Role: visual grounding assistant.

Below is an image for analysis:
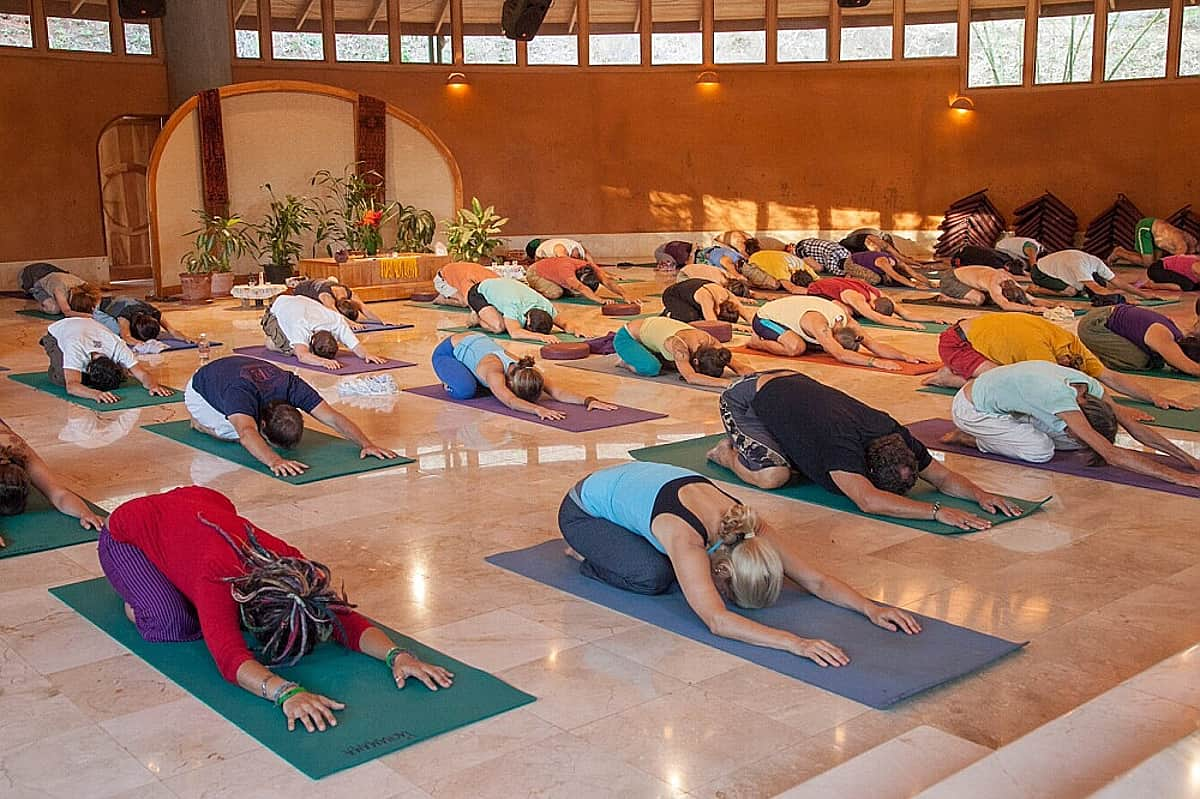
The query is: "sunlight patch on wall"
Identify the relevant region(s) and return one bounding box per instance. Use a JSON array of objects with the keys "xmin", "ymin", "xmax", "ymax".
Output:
[
  {"xmin": 702, "ymin": 195, "xmax": 757, "ymax": 231},
  {"xmin": 766, "ymin": 201, "xmax": 819, "ymax": 231},
  {"xmin": 600, "ymin": 184, "xmax": 634, "ymax": 200},
  {"xmin": 648, "ymin": 191, "xmax": 694, "ymax": 228},
  {"xmin": 892, "ymin": 211, "xmax": 925, "ymax": 230},
  {"xmin": 831, "ymin": 207, "xmax": 881, "ymax": 230}
]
